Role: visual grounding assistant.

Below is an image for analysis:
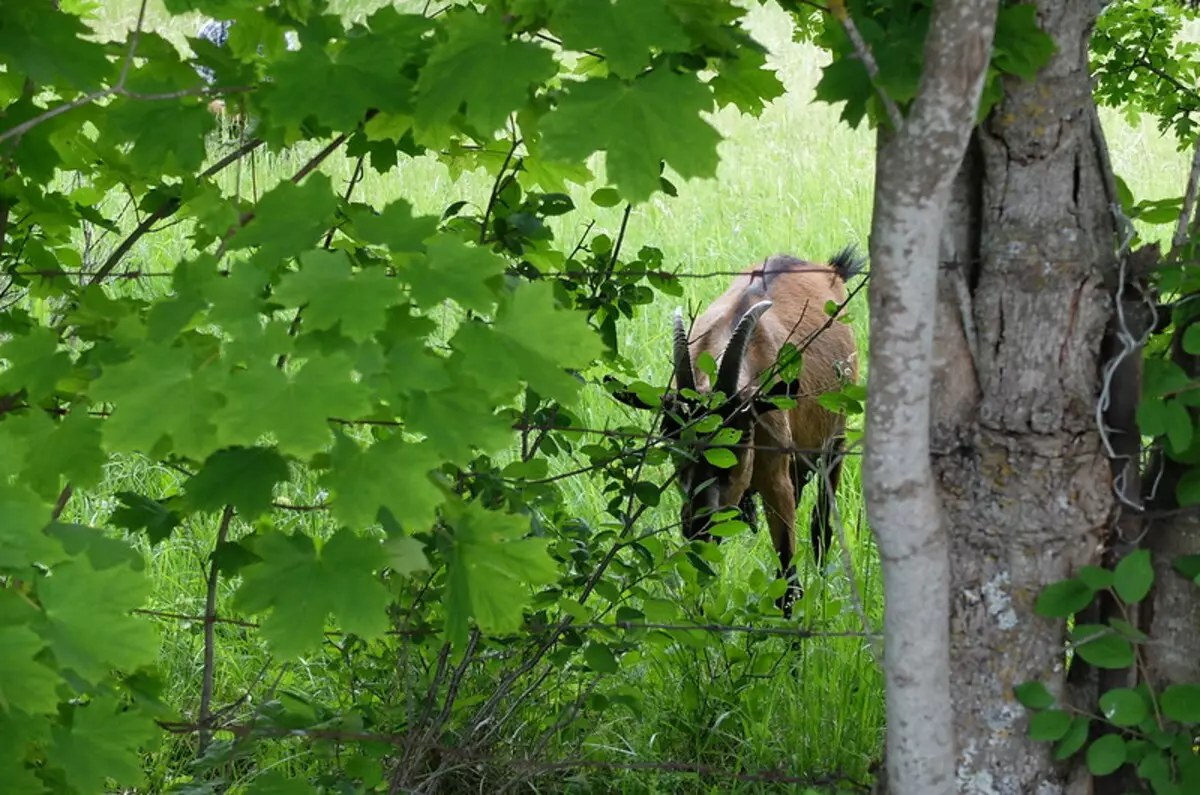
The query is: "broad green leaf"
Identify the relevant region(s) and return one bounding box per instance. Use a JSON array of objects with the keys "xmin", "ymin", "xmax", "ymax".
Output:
[
  {"xmin": 0, "ymin": 4, "xmax": 111, "ymax": 91},
  {"xmin": 214, "ymin": 354, "xmax": 371, "ymax": 459},
  {"xmin": 0, "ymin": 325, "xmax": 72, "ymax": 402},
  {"xmin": 0, "ymin": 626, "xmax": 60, "ymax": 715},
  {"xmin": 710, "ymin": 47, "xmax": 785, "ymax": 115},
  {"xmin": 708, "ymin": 519, "xmax": 749, "ymax": 538},
  {"xmin": 414, "ymin": 8, "xmax": 557, "ymax": 137},
  {"xmin": 1099, "ymin": 688, "xmax": 1148, "ymax": 727},
  {"xmin": 1177, "ymin": 468, "xmax": 1200, "ymax": 507},
  {"xmin": 1113, "ymin": 549, "xmax": 1153, "ymax": 604},
  {"xmin": 452, "ymin": 281, "xmax": 605, "ymax": 403},
  {"xmin": 104, "ymin": 98, "xmax": 216, "ymax": 177},
  {"xmin": 90, "ymin": 342, "xmax": 223, "ymax": 460},
  {"xmin": 1163, "ymin": 399, "xmax": 1194, "ymax": 453},
  {"xmin": 1160, "ymin": 683, "xmax": 1200, "ymax": 723},
  {"xmin": 47, "ymin": 523, "xmax": 144, "ymax": 573},
  {"xmin": 992, "ymin": 2, "xmax": 1058, "ymax": 81},
  {"xmin": 1034, "ymin": 578, "xmax": 1094, "ymax": 617},
  {"xmin": 540, "ymin": 69, "xmax": 721, "ymax": 204},
  {"xmin": 551, "ymin": 0, "xmax": 689, "ymax": 79},
  {"xmin": 245, "ymin": 771, "xmax": 320, "ymax": 795},
  {"xmin": 583, "ymin": 642, "xmax": 620, "ymax": 673},
  {"xmin": 350, "ymin": 199, "xmax": 439, "ymax": 254},
  {"xmin": 1184, "ymin": 323, "xmax": 1200, "ymax": 355},
  {"xmin": 1076, "ymin": 565, "xmax": 1114, "ymax": 591},
  {"xmin": 443, "ymin": 499, "xmax": 559, "ymax": 646},
  {"xmin": 183, "ymin": 446, "xmax": 290, "ymax": 520},
  {"xmin": 703, "ymin": 448, "xmax": 738, "ymax": 469},
  {"xmin": 1029, "ymin": 709, "xmax": 1072, "ymax": 741},
  {"xmin": 234, "ymin": 530, "xmax": 391, "ymax": 658},
  {"xmin": 108, "ymin": 492, "xmax": 181, "ymax": 545},
  {"xmin": 225, "ymin": 174, "xmax": 339, "ymax": 266},
  {"xmin": 320, "ymin": 433, "xmax": 443, "ymax": 531},
  {"xmin": 1085, "ymin": 733, "xmax": 1127, "ymax": 776},
  {"xmin": 50, "ymin": 698, "xmax": 157, "ymax": 794},
  {"xmin": 407, "ymin": 236, "xmax": 506, "ymax": 313},
  {"xmin": 0, "ymin": 483, "xmax": 60, "ymax": 573},
  {"xmin": 383, "ymin": 536, "xmax": 429, "ymax": 576},
  {"xmin": 37, "ymin": 558, "xmax": 158, "ymax": 684},
  {"xmin": 21, "ymin": 408, "xmax": 105, "ymax": 500},
  {"xmin": 1070, "ymin": 625, "xmax": 1135, "ymax": 669},
  {"xmin": 1173, "ymin": 553, "xmax": 1200, "ymax": 580},
  {"xmin": 1013, "ymin": 680, "xmax": 1055, "ymax": 710},
  {"xmin": 404, "ymin": 387, "xmax": 514, "ymax": 463},
  {"xmin": 273, "ymin": 250, "xmax": 398, "ymax": 342},
  {"xmin": 1054, "ymin": 716, "xmax": 1091, "ymax": 760}
]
